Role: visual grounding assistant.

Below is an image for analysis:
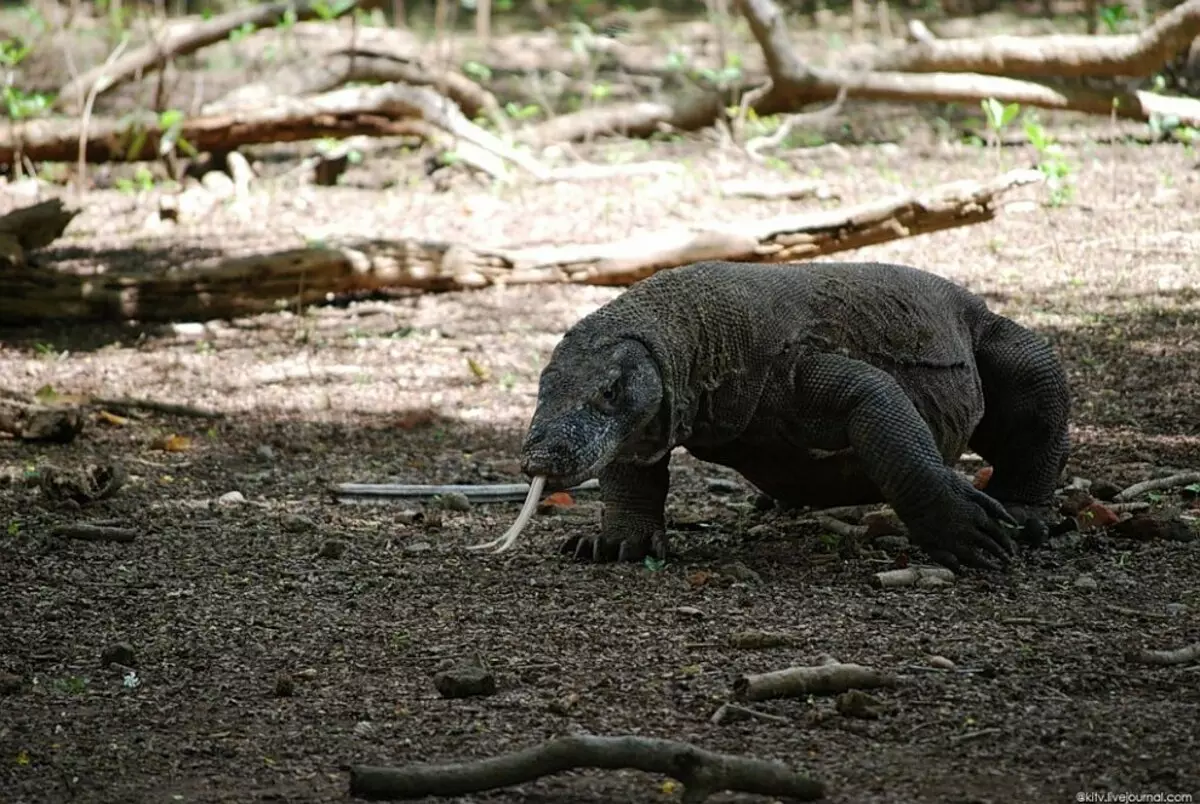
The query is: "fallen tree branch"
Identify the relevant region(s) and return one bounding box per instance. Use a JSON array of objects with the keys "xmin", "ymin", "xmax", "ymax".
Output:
[
  {"xmin": 866, "ymin": 0, "xmax": 1200, "ymax": 78},
  {"xmin": 1114, "ymin": 471, "xmax": 1200, "ymax": 502},
  {"xmin": 347, "ymin": 734, "xmax": 825, "ymax": 802},
  {"xmin": 54, "ymin": 0, "xmax": 363, "ymax": 112},
  {"xmin": 0, "ymin": 168, "xmax": 1042, "ymax": 325},
  {"xmin": 3, "ymin": 83, "xmax": 506, "ymax": 167},
  {"xmin": 51, "ymin": 523, "xmax": 139, "ymax": 543},
  {"xmin": 734, "ymin": 662, "xmax": 899, "ymax": 701},
  {"xmin": 736, "ymin": 0, "xmax": 1200, "ymax": 127},
  {"xmin": 745, "ymin": 86, "xmax": 847, "ymax": 162},
  {"xmin": 1129, "ymin": 642, "xmax": 1200, "ymax": 666}
]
